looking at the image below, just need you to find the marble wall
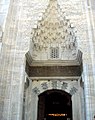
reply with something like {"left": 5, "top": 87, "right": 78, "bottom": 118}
{"left": 0, "top": 0, "right": 95, "bottom": 120}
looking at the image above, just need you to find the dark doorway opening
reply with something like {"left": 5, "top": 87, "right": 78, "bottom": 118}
{"left": 37, "top": 89, "right": 72, "bottom": 120}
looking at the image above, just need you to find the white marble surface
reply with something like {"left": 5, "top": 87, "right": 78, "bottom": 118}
{"left": 0, "top": 0, "right": 95, "bottom": 120}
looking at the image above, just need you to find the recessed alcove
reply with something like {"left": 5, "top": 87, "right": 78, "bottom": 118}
{"left": 37, "top": 89, "right": 72, "bottom": 120}
{"left": 24, "top": 0, "right": 84, "bottom": 119}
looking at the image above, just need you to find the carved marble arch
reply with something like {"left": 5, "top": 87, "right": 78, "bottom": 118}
{"left": 29, "top": 0, "right": 79, "bottom": 61}
{"left": 32, "top": 80, "right": 78, "bottom": 96}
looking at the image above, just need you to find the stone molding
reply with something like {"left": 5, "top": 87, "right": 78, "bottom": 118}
{"left": 25, "top": 50, "right": 82, "bottom": 79}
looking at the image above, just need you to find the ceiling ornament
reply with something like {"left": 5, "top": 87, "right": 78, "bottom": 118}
{"left": 31, "top": 0, "right": 78, "bottom": 60}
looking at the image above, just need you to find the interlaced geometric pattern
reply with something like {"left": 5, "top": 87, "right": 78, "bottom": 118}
{"left": 50, "top": 47, "right": 59, "bottom": 59}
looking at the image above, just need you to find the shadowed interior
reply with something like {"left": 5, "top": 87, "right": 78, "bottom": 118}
{"left": 37, "top": 89, "right": 72, "bottom": 120}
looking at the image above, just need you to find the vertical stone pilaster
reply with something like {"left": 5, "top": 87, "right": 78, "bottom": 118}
{"left": 0, "top": 0, "right": 29, "bottom": 119}
{"left": 72, "top": 89, "right": 80, "bottom": 120}
{"left": 82, "top": 0, "right": 95, "bottom": 119}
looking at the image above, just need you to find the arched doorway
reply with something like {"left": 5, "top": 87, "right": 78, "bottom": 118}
{"left": 37, "top": 89, "right": 72, "bottom": 120}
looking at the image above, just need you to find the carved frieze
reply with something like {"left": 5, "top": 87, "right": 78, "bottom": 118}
{"left": 32, "top": 80, "right": 78, "bottom": 96}
{"left": 69, "top": 87, "right": 78, "bottom": 95}
{"left": 52, "top": 81, "right": 57, "bottom": 89}
{"left": 26, "top": 64, "right": 82, "bottom": 78}
{"left": 61, "top": 82, "right": 68, "bottom": 90}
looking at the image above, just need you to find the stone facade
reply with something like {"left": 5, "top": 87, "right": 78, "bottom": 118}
{"left": 24, "top": 79, "right": 84, "bottom": 120}
{"left": 0, "top": 0, "right": 95, "bottom": 120}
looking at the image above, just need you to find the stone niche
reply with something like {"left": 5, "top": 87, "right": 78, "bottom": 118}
{"left": 24, "top": 1, "right": 83, "bottom": 120}
{"left": 24, "top": 47, "right": 83, "bottom": 120}
{"left": 24, "top": 49, "right": 84, "bottom": 120}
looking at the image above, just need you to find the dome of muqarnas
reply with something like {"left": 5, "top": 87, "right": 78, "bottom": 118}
{"left": 31, "top": 0, "right": 78, "bottom": 60}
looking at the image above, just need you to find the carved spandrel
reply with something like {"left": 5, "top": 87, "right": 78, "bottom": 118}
{"left": 41, "top": 82, "right": 48, "bottom": 90}
{"left": 32, "top": 87, "right": 40, "bottom": 95}
{"left": 69, "top": 87, "right": 78, "bottom": 95}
